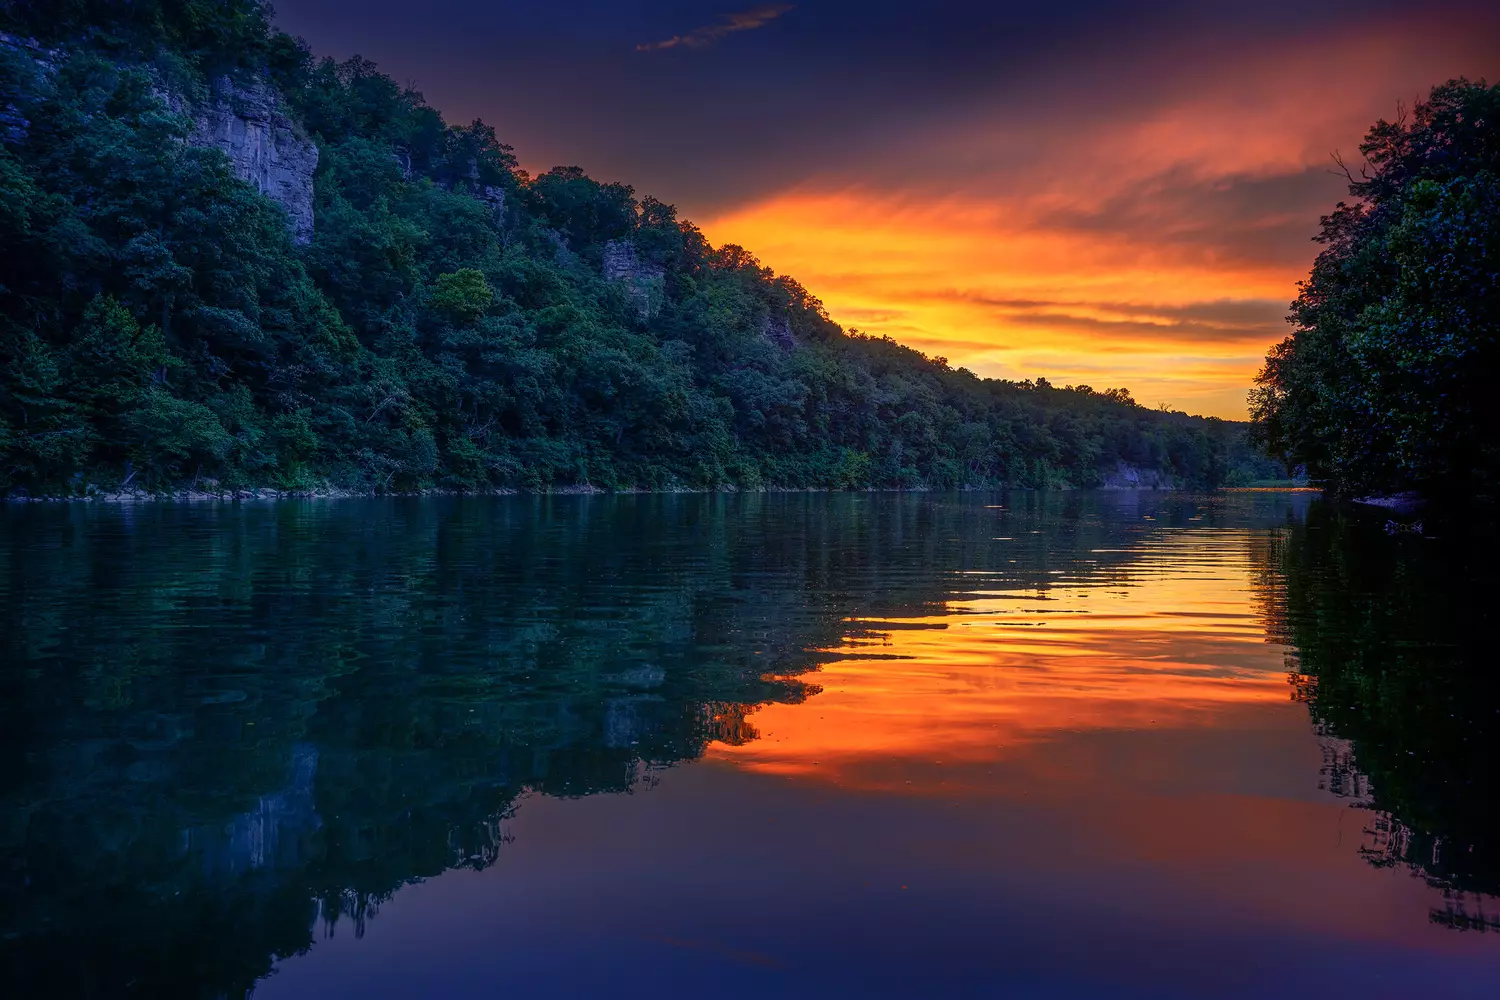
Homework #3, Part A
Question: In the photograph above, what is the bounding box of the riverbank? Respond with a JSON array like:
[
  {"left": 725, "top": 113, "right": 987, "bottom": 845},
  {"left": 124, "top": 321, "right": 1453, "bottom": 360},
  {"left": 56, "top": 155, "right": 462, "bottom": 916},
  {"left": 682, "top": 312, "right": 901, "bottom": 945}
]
[
  {"left": 3, "top": 482, "right": 1225, "bottom": 503},
  {"left": 4, "top": 484, "right": 625, "bottom": 503}
]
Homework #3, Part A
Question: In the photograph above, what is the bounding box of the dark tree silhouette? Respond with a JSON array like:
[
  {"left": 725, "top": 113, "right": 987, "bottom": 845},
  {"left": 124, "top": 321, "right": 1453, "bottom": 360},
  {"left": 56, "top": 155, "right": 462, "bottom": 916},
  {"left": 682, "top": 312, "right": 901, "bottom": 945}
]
[{"left": 1252, "top": 81, "right": 1500, "bottom": 505}]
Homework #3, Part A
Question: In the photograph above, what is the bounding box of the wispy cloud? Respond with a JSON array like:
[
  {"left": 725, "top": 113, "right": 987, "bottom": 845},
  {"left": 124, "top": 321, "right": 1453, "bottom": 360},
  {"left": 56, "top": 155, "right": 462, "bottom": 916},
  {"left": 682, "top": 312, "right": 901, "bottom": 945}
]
[{"left": 637, "top": 4, "right": 795, "bottom": 53}]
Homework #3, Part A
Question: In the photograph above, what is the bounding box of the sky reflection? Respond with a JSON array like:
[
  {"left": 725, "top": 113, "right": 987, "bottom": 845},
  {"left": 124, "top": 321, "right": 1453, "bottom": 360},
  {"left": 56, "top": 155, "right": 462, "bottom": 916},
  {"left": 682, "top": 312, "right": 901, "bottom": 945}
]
[{"left": 714, "top": 529, "right": 1292, "bottom": 789}]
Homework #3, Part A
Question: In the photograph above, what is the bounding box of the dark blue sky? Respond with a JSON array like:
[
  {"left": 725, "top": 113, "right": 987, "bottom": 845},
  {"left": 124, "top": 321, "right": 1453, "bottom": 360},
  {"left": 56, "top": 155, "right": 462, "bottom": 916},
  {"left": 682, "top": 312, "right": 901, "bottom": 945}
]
[{"left": 273, "top": 0, "right": 1495, "bottom": 209}]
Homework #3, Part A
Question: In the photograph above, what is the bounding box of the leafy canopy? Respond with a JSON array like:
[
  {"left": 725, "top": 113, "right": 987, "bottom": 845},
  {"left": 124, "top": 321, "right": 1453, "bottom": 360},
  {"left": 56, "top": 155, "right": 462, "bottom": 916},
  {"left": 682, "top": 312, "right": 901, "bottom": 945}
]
[{"left": 1251, "top": 80, "right": 1499, "bottom": 502}]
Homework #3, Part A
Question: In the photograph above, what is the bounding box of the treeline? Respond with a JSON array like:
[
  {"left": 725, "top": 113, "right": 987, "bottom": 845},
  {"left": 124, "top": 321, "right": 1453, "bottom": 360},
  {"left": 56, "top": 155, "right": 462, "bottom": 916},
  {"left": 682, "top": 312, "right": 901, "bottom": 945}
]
[
  {"left": 1252, "top": 80, "right": 1499, "bottom": 504},
  {"left": 0, "top": 1, "right": 1272, "bottom": 495}
]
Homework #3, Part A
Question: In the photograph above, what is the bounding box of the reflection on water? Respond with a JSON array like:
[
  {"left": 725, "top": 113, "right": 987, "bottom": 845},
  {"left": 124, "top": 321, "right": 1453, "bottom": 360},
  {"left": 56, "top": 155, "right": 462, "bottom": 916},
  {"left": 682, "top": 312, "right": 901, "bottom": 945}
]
[
  {"left": 0, "top": 493, "right": 1496, "bottom": 998},
  {"left": 720, "top": 526, "right": 1291, "bottom": 789},
  {"left": 1268, "top": 504, "right": 1500, "bottom": 930}
]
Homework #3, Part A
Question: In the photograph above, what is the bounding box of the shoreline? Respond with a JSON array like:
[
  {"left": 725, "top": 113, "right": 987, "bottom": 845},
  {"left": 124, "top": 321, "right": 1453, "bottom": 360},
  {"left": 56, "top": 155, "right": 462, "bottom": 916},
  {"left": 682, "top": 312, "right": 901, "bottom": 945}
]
[{"left": 1, "top": 483, "right": 1313, "bottom": 503}]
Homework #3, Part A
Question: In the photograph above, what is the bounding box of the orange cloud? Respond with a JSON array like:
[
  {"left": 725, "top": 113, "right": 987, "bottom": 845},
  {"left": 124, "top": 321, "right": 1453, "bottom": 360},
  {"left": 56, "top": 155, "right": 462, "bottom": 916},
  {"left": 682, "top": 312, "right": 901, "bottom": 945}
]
[
  {"left": 637, "top": 4, "right": 795, "bottom": 53},
  {"left": 703, "top": 191, "right": 1296, "bottom": 416},
  {"left": 697, "top": 21, "right": 1500, "bottom": 418}
]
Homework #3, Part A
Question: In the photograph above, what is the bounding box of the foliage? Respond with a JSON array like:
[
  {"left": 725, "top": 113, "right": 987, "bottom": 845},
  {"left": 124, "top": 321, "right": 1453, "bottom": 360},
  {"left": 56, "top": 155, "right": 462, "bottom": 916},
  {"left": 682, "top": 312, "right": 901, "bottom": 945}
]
[
  {"left": 1, "top": 1, "right": 1269, "bottom": 496},
  {"left": 1251, "top": 80, "right": 1500, "bottom": 502},
  {"left": 1268, "top": 504, "right": 1500, "bottom": 910}
]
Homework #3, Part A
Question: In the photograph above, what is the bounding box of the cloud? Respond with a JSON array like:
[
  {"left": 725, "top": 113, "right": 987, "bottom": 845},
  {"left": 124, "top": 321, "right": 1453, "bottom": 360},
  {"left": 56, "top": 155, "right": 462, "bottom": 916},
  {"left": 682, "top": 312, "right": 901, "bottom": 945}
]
[
  {"left": 917, "top": 294, "right": 1290, "bottom": 346},
  {"left": 699, "top": 187, "right": 1305, "bottom": 418},
  {"left": 636, "top": 4, "right": 795, "bottom": 53}
]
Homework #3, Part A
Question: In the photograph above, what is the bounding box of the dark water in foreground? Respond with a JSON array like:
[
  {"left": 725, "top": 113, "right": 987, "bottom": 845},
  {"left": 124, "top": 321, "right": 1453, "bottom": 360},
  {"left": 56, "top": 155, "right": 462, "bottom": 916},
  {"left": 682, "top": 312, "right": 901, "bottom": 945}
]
[{"left": 2, "top": 492, "right": 1497, "bottom": 998}]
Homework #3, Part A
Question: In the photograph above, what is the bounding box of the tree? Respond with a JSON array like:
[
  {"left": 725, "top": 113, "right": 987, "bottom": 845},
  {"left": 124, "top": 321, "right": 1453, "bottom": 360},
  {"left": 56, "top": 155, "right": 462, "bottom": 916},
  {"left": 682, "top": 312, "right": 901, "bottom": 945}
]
[
  {"left": 430, "top": 268, "right": 493, "bottom": 325},
  {"left": 1251, "top": 80, "right": 1500, "bottom": 503}
]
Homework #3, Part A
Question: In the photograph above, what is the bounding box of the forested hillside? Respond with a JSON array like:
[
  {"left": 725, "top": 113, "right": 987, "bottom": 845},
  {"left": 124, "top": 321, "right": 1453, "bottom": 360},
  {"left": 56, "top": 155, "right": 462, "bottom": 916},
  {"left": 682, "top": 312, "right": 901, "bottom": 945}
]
[{"left": 0, "top": 1, "right": 1272, "bottom": 496}]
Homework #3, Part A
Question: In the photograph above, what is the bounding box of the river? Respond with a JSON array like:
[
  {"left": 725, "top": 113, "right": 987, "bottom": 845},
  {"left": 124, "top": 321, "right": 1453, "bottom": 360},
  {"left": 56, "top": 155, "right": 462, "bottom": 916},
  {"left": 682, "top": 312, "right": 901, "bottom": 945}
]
[{"left": 1, "top": 492, "right": 1495, "bottom": 997}]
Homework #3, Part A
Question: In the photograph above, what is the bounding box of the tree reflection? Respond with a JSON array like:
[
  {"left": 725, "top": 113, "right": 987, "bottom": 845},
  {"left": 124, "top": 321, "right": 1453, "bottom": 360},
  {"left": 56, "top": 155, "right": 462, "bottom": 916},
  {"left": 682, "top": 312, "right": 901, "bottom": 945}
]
[
  {"left": 0, "top": 492, "right": 1191, "bottom": 996},
  {"left": 1264, "top": 503, "right": 1500, "bottom": 929}
]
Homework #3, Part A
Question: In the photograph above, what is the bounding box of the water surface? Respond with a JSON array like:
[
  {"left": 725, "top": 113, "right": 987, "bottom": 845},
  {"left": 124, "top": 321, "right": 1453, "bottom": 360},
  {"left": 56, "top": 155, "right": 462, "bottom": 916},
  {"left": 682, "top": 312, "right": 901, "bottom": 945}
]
[{"left": 1, "top": 493, "right": 1496, "bottom": 997}]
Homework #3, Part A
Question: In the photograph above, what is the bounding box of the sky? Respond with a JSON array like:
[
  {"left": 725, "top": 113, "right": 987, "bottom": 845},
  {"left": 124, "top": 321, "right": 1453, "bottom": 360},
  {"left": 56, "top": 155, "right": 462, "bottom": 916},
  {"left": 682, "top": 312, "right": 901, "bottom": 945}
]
[{"left": 271, "top": 1, "right": 1500, "bottom": 418}]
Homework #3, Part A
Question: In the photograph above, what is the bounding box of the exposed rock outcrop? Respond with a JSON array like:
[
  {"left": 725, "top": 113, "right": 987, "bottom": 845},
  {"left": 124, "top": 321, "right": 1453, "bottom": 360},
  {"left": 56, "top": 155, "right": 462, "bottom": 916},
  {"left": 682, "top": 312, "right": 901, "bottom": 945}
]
[
  {"left": 480, "top": 184, "right": 506, "bottom": 218},
  {"left": 0, "top": 31, "right": 60, "bottom": 66},
  {"left": 0, "top": 104, "right": 28, "bottom": 144},
  {"left": 1100, "top": 462, "right": 1175, "bottom": 490},
  {"left": 4, "top": 41, "right": 316, "bottom": 241},
  {"left": 188, "top": 76, "right": 319, "bottom": 243},
  {"left": 762, "top": 315, "right": 796, "bottom": 351},
  {"left": 603, "top": 239, "right": 665, "bottom": 319}
]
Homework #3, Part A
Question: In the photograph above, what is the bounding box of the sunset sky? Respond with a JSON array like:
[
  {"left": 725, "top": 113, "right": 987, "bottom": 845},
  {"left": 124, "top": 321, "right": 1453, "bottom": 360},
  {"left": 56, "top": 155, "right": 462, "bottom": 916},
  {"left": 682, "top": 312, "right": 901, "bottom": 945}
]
[{"left": 273, "top": 1, "right": 1500, "bottom": 418}]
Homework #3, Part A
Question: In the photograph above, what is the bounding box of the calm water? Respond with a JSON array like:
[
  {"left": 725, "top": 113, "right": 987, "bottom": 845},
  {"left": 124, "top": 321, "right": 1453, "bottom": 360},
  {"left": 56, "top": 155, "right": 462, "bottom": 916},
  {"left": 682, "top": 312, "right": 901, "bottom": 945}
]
[{"left": 2, "top": 492, "right": 1497, "bottom": 998}]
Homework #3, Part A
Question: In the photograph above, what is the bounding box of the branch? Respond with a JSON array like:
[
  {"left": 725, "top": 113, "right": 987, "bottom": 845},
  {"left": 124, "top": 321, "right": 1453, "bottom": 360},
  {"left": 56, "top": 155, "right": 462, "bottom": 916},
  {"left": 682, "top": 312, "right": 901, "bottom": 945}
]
[
  {"left": 1329, "top": 150, "right": 1361, "bottom": 187},
  {"left": 366, "top": 394, "right": 402, "bottom": 422}
]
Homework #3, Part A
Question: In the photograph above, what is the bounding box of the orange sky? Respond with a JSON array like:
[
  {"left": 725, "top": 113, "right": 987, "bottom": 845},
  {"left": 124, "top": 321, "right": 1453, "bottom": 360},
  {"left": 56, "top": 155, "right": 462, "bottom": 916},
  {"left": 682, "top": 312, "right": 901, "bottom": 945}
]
[{"left": 698, "top": 22, "right": 1500, "bottom": 419}]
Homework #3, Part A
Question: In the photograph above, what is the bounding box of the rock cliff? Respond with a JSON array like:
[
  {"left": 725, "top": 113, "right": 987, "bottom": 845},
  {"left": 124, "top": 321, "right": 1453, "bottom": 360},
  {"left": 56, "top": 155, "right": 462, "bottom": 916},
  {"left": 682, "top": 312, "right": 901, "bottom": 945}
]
[
  {"left": 763, "top": 315, "right": 797, "bottom": 350},
  {"left": 189, "top": 77, "right": 319, "bottom": 243},
  {"left": 2, "top": 39, "right": 317, "bottom": 243},
  {"left": 1100, "top": 462, "right": 1176, "bottom": 490},
  {"left": 603, "top": 240, "right": 666, "bottom": 319}
]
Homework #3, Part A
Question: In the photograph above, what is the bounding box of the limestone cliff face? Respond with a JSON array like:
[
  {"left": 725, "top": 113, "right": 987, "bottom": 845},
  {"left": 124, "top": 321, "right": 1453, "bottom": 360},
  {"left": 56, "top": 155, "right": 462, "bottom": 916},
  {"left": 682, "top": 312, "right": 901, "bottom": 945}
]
[
  {"left": 762, "top": 315, "right": 797, "bottom": 351},
  {"left": 189, "top": 77, "right": 319, "bottom": 244},
  {"left": 1100, "top": 462, "right": 1176, "bottom": 490},
  {"left": 3, "top": 40, "right": 318, "bottom": 242},
  {"left": 602, "top": 240, "right": 666, "bottom": 319}
]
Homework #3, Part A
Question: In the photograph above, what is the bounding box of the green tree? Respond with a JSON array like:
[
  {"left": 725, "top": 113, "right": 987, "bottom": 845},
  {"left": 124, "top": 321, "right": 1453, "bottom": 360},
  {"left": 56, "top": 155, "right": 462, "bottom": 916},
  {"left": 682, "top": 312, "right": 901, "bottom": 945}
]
[
  {"left": 430, "top": 268, "right": 493, "bottom": 324},
  {"left": 1251, "top": 80, "right": 1499, "bottom": 503}
]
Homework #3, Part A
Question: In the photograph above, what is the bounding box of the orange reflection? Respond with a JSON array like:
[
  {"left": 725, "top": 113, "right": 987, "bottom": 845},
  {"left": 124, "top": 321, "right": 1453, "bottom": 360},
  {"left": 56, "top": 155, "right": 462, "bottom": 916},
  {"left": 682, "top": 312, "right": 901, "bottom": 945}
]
[
  {"left": 711, "top": 530, "right": 1293, "bottom": 791},
  {"left": 702, "top": 526, "right": 1500, "bottom": 942}
]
